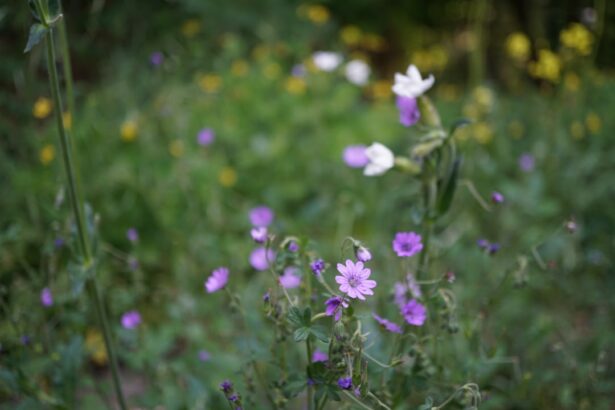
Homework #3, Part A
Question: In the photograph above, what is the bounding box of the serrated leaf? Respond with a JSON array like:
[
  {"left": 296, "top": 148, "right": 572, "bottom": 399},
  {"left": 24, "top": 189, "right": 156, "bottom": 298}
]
[
  {"left": 437, "top": 155, "right": 463, "bottom": 216},
  {"left": 293, "top": 327, "right": 310, "bottom": 342},
  {"left": 302, "top": 307, "right": 312, "bottom": 326},
  {"left": 24, "top": 23, "right": 48, "bottom": 53},
  {"left": 288, "top": 306, "right": 303, "bottom": 327}
]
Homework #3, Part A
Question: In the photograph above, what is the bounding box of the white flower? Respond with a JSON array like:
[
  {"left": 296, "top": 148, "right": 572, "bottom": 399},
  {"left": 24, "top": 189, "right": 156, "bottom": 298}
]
[
  {"left": 392, "top": 64, "right": 435, "bottom": 98},
  {"left": 312, "top": 51, "right": 343, "bottom": 72},
  {"left": 345, "top": 60, "right": 370, "bottom": 85},
  {"left": 364, "top": 143, "right": 394, "bottom": 176}
]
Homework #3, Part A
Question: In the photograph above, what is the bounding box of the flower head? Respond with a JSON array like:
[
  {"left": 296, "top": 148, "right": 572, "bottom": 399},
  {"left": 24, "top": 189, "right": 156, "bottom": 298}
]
[
  {"left": 477, "top": 238, "right": 489, "bottom": 249},
  {"left": 312, "top": 349, "right": 328, "bottom": 362},
  {"left": 197, "top": 128, "right": 215, "bottom": 146},
  {"left": 205, "top": 267, "right": 229, "bottom": 293},
  {"left": 250, "top": 247, "right": 276, "bottom": 271},
  {"left": 392, "top": 64, "right": 435, "bottom": 98},
  {"left": 338, "top": 377, "right": 352, "bottom": 390},
  {"left": 249, "top": 206, "right": 274, "bottom": 227},
  {"left": 343, "top": 145, "right": 369, "bottom": 168},
  {"left": 40, "top": 287, "right": 53, "bottom": 307},
  {"left": 335, "top": 260, "right": 377, "bottom": 300},
  {"left": 355, "top": 246, "right": 372, "bottom": 262},
  {"left": 220, "top": 380, "right": 233, "bottom": 393},
  {"left": 198, "top": 350, "right": 211, "bottom": 362},
  {"left": 491, "top": 191, "right": 504, "bottom": 204},
  {"left": 279, "top": 267, "right": 302, "bottom": 289},
  {"left": 401, "top": 300, "right": 426, "bottom": 326},
  {"left": 312, "top": 51, "right": 342, "bottom": 72},
  {"left": 121, "top": 310, "right": 142, "bottom": 329},
  {"left": 488, "top": 243, "right": 501, "bottom": 254},
  {"left": 288, "top": 241, "right": 299, "bottom": 252},
  {"left": 150, "top": 51, "right": 164, "bottom": 66},
  {"left": 396, "top": 96, "right": 421, "bottom": 127},
  {"left": 250, "top": 227, "right": 268, "bottom": 243},
  {"left": 310, "top": 259, "right": 326, "bottom": 276},
  {"left": 345, "top": 60, "right": 370, "bottom": 85},
  {"left": 325, "top": 296, "right": 348, "bottom": 321},
  {"left": 364, "top": 143, "right": 394, "bottom": 176},
  {"left": 126, "top": 227, "right": 139, "bottom": 243},
  {"left": 372, "top": 313, "right": 402, "bottom": 333},
  {"left": 392, "top": 232, "right": 423, "bottom": 257},
  {"left": 518, "top": 153, "right": 535, "bottom": 172}
]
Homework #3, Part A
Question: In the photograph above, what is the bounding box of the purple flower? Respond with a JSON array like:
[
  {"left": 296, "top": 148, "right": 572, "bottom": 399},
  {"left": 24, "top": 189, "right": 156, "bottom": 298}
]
[
  {"left": 40, "top": 287, "right": 53, "bottom": 307},
  {"left": 396, "top": 96, "right": 421, "bottom": 127},
  {"left": 518, "top": 153, "right": 535, "bottom": 172},
  {"left": 250, "top": 227, "right": 268, "bottom": 243},
  {"left": 205, "top": 267, "right": 229, "bottom": 293},
  {"left": 392, "top": 232, "right": 423, "bottom": 257},
  {"left": 310, "top": 259, "right": 326, "bottom": 276},
  {"left": 249, "top": 206, "right": 274, "bottom": 227},
  {"left": 249, "top": 247, "right": 276, "bottom": 271},
  {"left": 121, "top": 310, "right": 142, "bottom": 329},
  {"left": 54, "top": 237, "right": 64, "bottom": 249},
  {"left": 126, "top": 227, "right": 139, "bottom": 243},
  {"left": 312, "top": 349, "right": 328, "bottom": 362},
  {"left": 198, "top": 350, "right": 211, "bottom": 362},
  {"left": 197, "top": 128, "right": 215, "bottom": 146},
  {"left": 488, "top": 243, "right": 501, "bottom": 254},
  {"left": 20, "top": 335, "right": 31, "bottom": 345},
  {"left": 279, "top": 267, "right": 302, "bottom": 289},
  {"left": 477, "top": 238, "right": 489, "bottom": 249},
  {"left": 338, "top": 377, "right": 352, "bottom": 390},
  {"left": 220, "top": 380, "right": 233, "bottom": 393},
  {"left": 402, "top": 300, "right": 427, "bottom": 326},
  {"left": 355, "top": 246, "right": 372, "bottom": 262},
  {"left": 292, "top": 64, "right": 306, "bottom": 77},
  {"left": 263, "top": 292, "right": 270, "bottom": 302},
  {"left": 229, "top": 394, "right": 239, "bottom": 402},
  {"left": 150, "top": 51, "right": 164, "bottom": 66},
  {"left": 372, "top": 313, "right": 402, "bottom": 333},
  {"left": 288, "top": 241, "right": 299, "bottom": 252},
  {"left": 335, "top": 260, "right": 377, "bottom": 300},
  {"left": 325, "top": 296, "right": 348, "bottom": 321},
  {"left": 342, "top": 145, "right": 369, "bottom": 168},
  {"left": 491, "top": 191, "right": 504, "bottom": 204}
]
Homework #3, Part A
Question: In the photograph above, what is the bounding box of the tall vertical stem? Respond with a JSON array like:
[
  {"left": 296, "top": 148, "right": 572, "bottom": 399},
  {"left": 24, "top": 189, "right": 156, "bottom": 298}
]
[
  {"left": 306, "top": 337, "right": 314, "bottom": 410},
  {"left": 44, "top": 28, "right": 127, "bottom": 410}
]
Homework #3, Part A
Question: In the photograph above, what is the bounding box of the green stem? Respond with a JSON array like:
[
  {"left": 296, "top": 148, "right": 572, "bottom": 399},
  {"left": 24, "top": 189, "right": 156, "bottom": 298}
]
[
  {"left": 342, "top": 390, "right": 375, "bottom": 410},
  {"left": 44, "top": 27, "right": 127, "bottom": 410},
  {"left": 306, "top": 337, "right": 314, "bottom": 410},
  {"left": 57, "top": 4, "right": 75, "bottom": 120}
]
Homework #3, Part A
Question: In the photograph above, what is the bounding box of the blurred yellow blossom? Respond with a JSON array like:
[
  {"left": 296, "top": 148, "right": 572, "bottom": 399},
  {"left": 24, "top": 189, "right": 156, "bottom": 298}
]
[
  {"left": 181, "top": 19, "right": 201, "bottom": 38},
  {"left": 474, "top": 122, "right": 494, "bottom": 144},
  {"left": 341, "top": 25, "right": 362, "bottom": 46},
  {"left": 508, "top": 120, "right": 525, "bottom": 139},
  {"left": 473, "top": 86, "right": 494, "bottom": 110},
  {"left": 33, "top": 97, "right": 52, "bottom": 119},
  {"left": 560, "top": 23, "right": 593, "bottom": 56},
  {"left": 564, "top": 72, "right": 581, "bottom": 92},
  {"left": 361, "top": 33, "right": 386, "bottom": 52},
  {"left": 62, "top": 112, "right": 72, "bottom": 130},
  {"left": 370, "top": 80, "right": 392, "bottom": 100},
  {"left": 231, "top": 60, "right": 249, "bottom": 77},
  {"left": 198, "top": 74, "right": 222, "bottom": 93},
  {"left": 505, "top": 32, "right": 531, "bottom": 61},
  {"left": 85, "top": 329, "right": 108, "bottom": 365},
  {"left": 412, "top": 46, "right": 448, "bottom": 72},
  {"left": 462, "top": 103, "right": 480, "bottom": 120},
  {"left": 120, "top": 120, "right": 138, "bottom": 142},
  {"left": 306, "top": 4, "right": 329, "bottom": 24},
  {"left": 169, "top": 139, "right": 184, "bottom": 158},
  {"left": 263, "top": 63, "right": 281, "bottom": 79},
  {"left": 585, "top": 112, "right": 601, "bottom": 134},
  {"left": 528, "top": 49, "right": 561, "bottom": 82},
  {"left": 438, "top": 84, "right": 460, "bottom": 102},
  {"left": 285, "top": 77, "right": 306, "bottom": 95},
  {"left": 252, "top": 44, "right": 270, "bottom": 61},
  {"left": 39, "top": 144, "right": 55, "bottom": 165},
  {"left": 219, "top": 167, "right": 237, "bottom": 187},
  {"left": 570, "top": 121, "right": 584, "bottom": 139}
]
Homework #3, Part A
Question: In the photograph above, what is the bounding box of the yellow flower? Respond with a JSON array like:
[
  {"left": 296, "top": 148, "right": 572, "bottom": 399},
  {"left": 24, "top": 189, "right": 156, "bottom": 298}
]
[
  {"left": 169, "top": 139, "right": 184, "bottom": 157},
  {"left": 361, "top": 33, "right": 386, "bottom": 52},
  {"left": 120, "top": 120, "right": 138, "bottom": 142},
  {"left": 306, "top": 4, "right": 329, "bottom": 24},
  {"left": 508, "top": 120, "right": 525, "bottom": 139},
  {"left": 181, "top": 19, "right": 201, "bottom": 38},
  {"left": 473, "top": 86, "right": 494, "bottom": 110},
  {"left": 198, "top": 74, "right": 222, "bottom": 93},
  {"left": 341, "top": 25, "right": 362, "bottom": 46},
  {"left": 219, "top": 167, "right": 237, "bottom": 187},
  {"left": 462, "top": 103, "right": 480, "bottom": 120},
  {"left": 528, "top": 49, "right": 561, "bottom": 82},
  {"left": 505, "top": 32, "right": 531, "bottom": 61},
  {"left": 473, "top": 122, "right": 494, "bottom": 144},
  {"left": 39, "top": 144, "right": 55, "bottom": 165},
  {"left": 231, "top": 60, "right": 249, "bottom": 77},
  {"left": 370, "top": 80, "right": 392, "bottom": 100},
  {"left": 285, "top": 77, "right": 306, "bottom": 95},
  {"left": 564, "top": 72, "right": 581, "bottom": 92},
  {"left": 85, "top": 329, "right": 108, "bottom": 365},
  {"left": 263, "top": 63, "right": 281, "bottom": 80},
  {"left": 62, "top": 112, "right": 72, "bottom": 130},
  {"left": 570, "top": 121, "right": 584, "bottom": 139},
  {"left": 560, "top": 23, "right": 593, "bottom": 56},
  {"left": 33, "top": 97, "right": 52, "bottom": 119},
  {"left": 585, "top": 112, "right": 601, "bottom": 134}
]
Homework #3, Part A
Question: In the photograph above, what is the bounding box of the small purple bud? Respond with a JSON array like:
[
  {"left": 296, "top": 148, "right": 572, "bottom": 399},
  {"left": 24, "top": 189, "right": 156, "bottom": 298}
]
[
  {"left": 355, "top": 246, "right": 372, "bottom": 262},
  {"left": 310, "top": 259, "right": 326, "bottom": 276},
  {"left": 40, "top": 287, "right": 53, "bottom": 307},
  {"left": 488, "top": 243, "right": 501, "bottom": 254},
  {"left": 337, "top": 377, "right": 352, "bottom": 390},
  {"left": 126, "top": 228, "right": 139, "bottom": 243},
  {"left": 519, "top": 153, "right": 535, "bottom": 172},
  {"left": 197, "top": 128, "right": 215, "bottom": 146},
  {"left": 477, "top": 239, "right": 489, "bottom": 249},
  {"left": 491, "top": 191, "right": 504, "bottom": 204},
  {"left": 262, "top": 292, "right": 270, "bottom": 302},
  {"left": 220, "top": 380, "right": 233, "bottom": 393},
  {"left": 20, "top": 335, "right": 31, "bottom": 345},
  {"left": 150, "top": 51, "right": 164, "bottom": 66},
  {"left": 54, "top": 237, "right": 65, "bottom": 249},
  {"left": 288, "top": 241, "right": 299, "bottom": 252},
  {"left": 250, "top": 227, "right": 268, "bottom": 243},
  {"left": 198, "top": 350, "right": 210, "bottom": 362}
]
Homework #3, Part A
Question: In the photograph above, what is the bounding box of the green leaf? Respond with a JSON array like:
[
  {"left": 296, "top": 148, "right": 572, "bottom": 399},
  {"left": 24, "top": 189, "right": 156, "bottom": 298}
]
[
  {"left": 293, "top": 327, "right": 310, "bottom": 342},
  {"left": 287, "top": 306, "right": 303, "bottom": 327},
  {"left": 302, "top": 307, "right": 312, "bottom": 326},
  {"left": 448, "top": 118, "right": 472, "bottom": 138},
  {"left": 310, "top": 325, "right": 329, "bottom": 343},
  {"left": 24, "top": 23, "right": 48, "bottom": 53},
  {"left": 437, "top": 155, "right": 463, "bottom": 216},
  {"left": 48, "top": 0, "right": 61, "bottom": 17}
]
